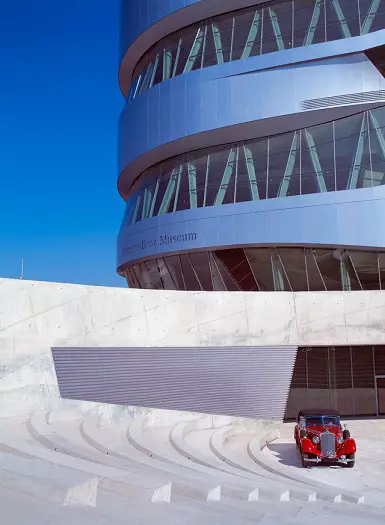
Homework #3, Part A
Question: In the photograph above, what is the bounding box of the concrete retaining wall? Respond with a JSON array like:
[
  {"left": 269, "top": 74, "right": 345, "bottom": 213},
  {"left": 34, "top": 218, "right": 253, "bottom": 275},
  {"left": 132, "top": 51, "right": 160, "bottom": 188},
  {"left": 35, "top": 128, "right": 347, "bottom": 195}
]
[{"left": 1, "top": 277, "right": 385, "bottom": 419}]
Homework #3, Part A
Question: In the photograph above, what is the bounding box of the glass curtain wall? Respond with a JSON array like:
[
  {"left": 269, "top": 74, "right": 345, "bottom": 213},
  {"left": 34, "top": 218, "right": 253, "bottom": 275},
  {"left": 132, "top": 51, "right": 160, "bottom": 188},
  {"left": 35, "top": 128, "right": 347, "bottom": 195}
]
[
  {"left": 121, "top": 106, "right": 385, "bottom": 228},
  {"left": 286, "top": 345, "right": 385, "bottom": 418},
  {"left": 127, "top": 0, "right": 385, "bottom": 101},
  {"left": 123, "top": 246, "right": 385, "bottom": 292}
]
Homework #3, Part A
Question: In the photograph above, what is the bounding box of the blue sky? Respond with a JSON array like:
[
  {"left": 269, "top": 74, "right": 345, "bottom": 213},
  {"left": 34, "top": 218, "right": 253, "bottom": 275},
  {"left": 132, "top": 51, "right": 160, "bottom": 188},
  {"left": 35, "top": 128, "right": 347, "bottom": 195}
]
[{"left": 0, "top": 0, "right": 125, "bottom": 287}]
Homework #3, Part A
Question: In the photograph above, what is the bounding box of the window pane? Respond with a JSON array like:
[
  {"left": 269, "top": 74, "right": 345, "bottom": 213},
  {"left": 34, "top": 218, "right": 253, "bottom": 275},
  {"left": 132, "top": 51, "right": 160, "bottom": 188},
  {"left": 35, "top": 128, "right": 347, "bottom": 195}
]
[
  {"left": 329, "top": 346, "right": 354, "bottom": 416},
  {"left": 349, "top": 251, "right": 380, "bottom": 290},
  {"left": 312, "top": 248, "right": 342, "bottom": 290},
  {"left": 245, "top": 248, "right": 275, "bottom": 291},
  {"left": 301, "top": 122, "right": 335, "bottom": 194},
  {"left": 334, "top": 113, "right": 366, "bottom": 191},
  {"left": 325, "top": 0, "right": 360, "bottom": 41},
  {"left": 352, "top": 346, "right": 376, "bottom": 416},
  {"left": 165, "top": 255, "right": 185, "bottom": 290},
  {"left": 212, "top": 253, "right": 241, "bottom": 291},
  {"left": 277, "top": 248, "right": 308, "bottom": 291},
  {"left": 262, "top": 2, "right": 293, "bottom": 55},
  {"left": 294, "top": 0, "right": 326, "bottom": 47},
  {"left": 307, "top": 347, "right": 331, "bottom": 407},
  {"left": 215, "top": 249, "right": 258, "bottom": 290},
  {"left": 268, "top": 132, "right": 300, "bottom": 198},
  {"left": 180, "top": 254, "right": 201, "bottom": 291},
  {"left": 374, "top": 345, "right": 385, "bottom": 375},
  {"left": 189, "top": 252, "right": 213, "bottom": 290}
]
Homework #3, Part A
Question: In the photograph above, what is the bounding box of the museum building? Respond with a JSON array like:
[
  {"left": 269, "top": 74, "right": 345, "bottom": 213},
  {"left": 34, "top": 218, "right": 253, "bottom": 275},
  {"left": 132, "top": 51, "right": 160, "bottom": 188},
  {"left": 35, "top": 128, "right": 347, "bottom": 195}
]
[{"left": 113, "top": 0, "right": 385, "bottom": 419}]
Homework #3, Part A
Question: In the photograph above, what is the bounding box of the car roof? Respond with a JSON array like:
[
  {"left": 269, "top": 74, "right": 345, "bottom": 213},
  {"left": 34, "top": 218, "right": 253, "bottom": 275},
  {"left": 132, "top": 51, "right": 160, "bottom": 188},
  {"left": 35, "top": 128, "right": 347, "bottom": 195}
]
[{"left": 298, "top": 409, "right": 340, "bottom": 418}]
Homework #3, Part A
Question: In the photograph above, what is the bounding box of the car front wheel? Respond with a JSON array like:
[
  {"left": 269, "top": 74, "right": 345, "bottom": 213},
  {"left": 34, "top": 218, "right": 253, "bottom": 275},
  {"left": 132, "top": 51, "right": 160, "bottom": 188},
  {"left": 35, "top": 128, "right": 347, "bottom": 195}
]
[
  {"left": 346, "top": 453, "right": 355, "bottom": 468},
  {"left": 302, "top": 454, "right": 311, "bottom": 468}
]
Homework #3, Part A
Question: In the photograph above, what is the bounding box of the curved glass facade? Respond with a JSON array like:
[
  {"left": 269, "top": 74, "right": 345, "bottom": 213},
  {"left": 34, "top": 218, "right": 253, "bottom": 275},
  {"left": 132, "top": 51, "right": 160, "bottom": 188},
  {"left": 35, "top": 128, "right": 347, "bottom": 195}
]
[
  {"left": 121, "top": 106, "right": 385, "bottom": 227},
  {"left": 124, "top": 246, "right": 385, "bottom": 292},
  {"left": 127, "top": 0, "right": 385, "bottom": 101}
]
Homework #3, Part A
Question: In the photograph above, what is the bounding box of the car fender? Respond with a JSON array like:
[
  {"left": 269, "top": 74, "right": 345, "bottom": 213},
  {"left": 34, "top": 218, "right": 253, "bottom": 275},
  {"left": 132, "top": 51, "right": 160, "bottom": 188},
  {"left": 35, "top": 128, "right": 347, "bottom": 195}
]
[
  {"left": 340, "top": 438, "right": 356, "bottom": 456},
  {"left": 300, "top": 437, "right": 317, "bottom": 454}
]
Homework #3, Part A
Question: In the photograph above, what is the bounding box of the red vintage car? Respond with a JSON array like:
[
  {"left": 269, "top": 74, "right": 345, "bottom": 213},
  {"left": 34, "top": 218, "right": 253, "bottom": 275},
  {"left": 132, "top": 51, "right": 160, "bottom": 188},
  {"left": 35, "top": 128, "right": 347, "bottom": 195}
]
[{"left": 294, "top": 409, "right": 356, "bottom": 468}]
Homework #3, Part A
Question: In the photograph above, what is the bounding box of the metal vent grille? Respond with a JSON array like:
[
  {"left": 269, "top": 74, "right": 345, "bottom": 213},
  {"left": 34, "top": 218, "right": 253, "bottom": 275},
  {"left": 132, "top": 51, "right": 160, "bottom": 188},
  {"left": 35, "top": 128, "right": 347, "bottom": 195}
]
[
  {"left": 301, "top": 90, "right": 385, "bottom": 110},
  {"left": 320, "top": 432, "right": 336, "bottom": 457},
  {"left": 52, "top": 346, "right": 297, "bottom": 421}
]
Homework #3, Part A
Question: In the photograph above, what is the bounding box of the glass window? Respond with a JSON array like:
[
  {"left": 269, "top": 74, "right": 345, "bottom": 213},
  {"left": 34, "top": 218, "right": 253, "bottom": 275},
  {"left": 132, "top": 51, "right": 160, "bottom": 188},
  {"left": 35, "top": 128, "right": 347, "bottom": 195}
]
[
  {"left": 277, "top": 248, "right": 308, "bottom": 291},
  {"left": 352, "top": 346, "right": 376, "bottom": 416},
  {"left": 307, "top": 347, "right": 331, "bottom": 407},
  {"left": 360, "top": 0, "right": 385, "bottom": 34},
  {"left": 212, "top": 253, "right": 241, "bottom": 291},
  {"left": 232, "top": 8, "right": 262, "bottom": 61},
  {"left": 244, "top": 248, "right": 275, "bottom": 291},
  {"left": 165, "top": 255, "right": 186, "bottom": 290},
  {"left": 262, "top": 2, "right": 293, "bottom": 55},
  {"left": 268, "top": 132, "right": 300, "bottom": 199},
  {"left": 374, "top": 345, "right": 385, "bottom": 375},
  {"left": 294, "top": 0, "right": 326, "bottom": 47},
  {"left": 329, "top": 346, "right": 354, "bottom": 415},
  {"left": 215, "top": 249, "right": 258, "bottom": 290},
  {"left": 305, "top": 249, "right": 327, "bottom": 291},
  {"left": 349, "top": 251, "right": 380, "bottom": 290},
  {"left": 312, "top": 248, "right": 342, "bottom": 291},
  {"left": 334, "top": 113, "right": 367, "bottom": 191},
  {"left": 189, "top": 252, "right": 213, "bottom": 290},
  {"left": 180, "top": 254, "right": 202, "bottom": 291},
  {"left": 301, "top": 122, "right": 335, "bottom": 194},
  {"left": 205, "top": 145, "right": 236, "bottom": 206},
  {"left": 325, "top": 0, "right": 360, "bottom": 41},
  {"left": 368, "top": 107, "right": 385, "bottom": 186},
  {"left": 242, "top": 139, "right": 268, "bottom": 200}
]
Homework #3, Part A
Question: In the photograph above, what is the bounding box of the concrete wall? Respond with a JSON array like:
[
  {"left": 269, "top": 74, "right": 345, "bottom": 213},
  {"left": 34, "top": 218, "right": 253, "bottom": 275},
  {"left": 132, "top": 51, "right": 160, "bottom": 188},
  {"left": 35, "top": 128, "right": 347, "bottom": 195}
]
[{"left": 1, "top": 277, "right": 385, "bottom": 419}]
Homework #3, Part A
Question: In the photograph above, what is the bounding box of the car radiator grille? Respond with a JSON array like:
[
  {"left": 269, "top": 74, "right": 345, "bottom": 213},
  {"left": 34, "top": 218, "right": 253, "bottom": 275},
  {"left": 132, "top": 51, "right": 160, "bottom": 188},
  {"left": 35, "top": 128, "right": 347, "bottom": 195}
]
[{"left": 320, "top": 432, "right": 335, "bottom": 457}]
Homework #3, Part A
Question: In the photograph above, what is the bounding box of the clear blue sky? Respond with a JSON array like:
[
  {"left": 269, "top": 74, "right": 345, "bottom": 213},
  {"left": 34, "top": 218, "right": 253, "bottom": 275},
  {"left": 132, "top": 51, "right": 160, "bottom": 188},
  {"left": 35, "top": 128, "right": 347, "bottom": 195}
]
[{"left": 0, "top": 0, "right": 125, "bottom": 287}]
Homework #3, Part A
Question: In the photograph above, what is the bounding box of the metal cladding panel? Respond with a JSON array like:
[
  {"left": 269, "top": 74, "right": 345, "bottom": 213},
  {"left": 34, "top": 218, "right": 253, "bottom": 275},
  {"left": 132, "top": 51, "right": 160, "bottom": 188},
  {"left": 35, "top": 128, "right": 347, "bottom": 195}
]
[{"left": 52, "top": 346, "right": 297, "bottom": 421}]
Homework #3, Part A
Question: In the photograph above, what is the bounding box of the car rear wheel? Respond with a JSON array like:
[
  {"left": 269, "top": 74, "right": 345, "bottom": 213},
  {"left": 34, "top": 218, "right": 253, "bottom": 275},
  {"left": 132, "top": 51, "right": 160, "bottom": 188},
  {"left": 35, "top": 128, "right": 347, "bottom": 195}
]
[{"left": 346, "top": 453, "right": 355, "bottom": 468}]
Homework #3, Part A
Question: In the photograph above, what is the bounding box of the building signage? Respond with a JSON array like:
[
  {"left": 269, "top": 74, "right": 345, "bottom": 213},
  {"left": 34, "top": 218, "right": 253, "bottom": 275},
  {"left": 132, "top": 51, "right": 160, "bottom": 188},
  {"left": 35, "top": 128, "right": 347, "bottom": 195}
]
[{"left": 121, "top": 232, "right": 197, "bottom": 257}]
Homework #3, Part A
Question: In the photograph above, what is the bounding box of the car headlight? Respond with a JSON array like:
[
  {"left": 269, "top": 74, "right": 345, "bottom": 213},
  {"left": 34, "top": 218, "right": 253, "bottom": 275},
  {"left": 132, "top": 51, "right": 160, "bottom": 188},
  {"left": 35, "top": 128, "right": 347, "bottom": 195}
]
[
  {"left": 337, "top": 436, "right": 344, "bottom": 444},
  {"left": 312, "top": 436, "right": 320, "bottom": 444}
]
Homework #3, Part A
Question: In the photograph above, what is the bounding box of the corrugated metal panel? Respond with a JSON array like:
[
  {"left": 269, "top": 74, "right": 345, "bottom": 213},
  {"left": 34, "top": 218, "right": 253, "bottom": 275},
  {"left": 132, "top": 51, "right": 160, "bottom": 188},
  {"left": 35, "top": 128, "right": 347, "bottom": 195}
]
[
  {"left": 52, "top": 346, "right": 297, "bottom": 421},
  {"left": 301, "top": 90, "right": 385, "bottom": 110}
]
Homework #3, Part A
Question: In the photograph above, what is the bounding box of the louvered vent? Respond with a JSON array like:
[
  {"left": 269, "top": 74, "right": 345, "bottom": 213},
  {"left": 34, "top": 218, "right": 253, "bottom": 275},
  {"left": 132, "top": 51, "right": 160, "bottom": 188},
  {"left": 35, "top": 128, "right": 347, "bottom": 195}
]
[
  {"left": 301, "top": 90, "right": 385, "bottom": 111},
  {"left": 52, "top": 346, "right": 297, "bottom": 421}
]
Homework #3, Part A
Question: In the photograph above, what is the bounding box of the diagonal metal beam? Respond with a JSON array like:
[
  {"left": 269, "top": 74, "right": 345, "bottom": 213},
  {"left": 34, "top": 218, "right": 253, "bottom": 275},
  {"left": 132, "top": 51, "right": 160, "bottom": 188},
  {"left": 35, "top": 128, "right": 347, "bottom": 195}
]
[
  {"left": 243, "top": 146, "right": 260, "bottom": 200},
  {"left": 172, "top": 38, "right": 182, "bottom": 77},
  {"left": 304, "top": 130, "right": 328, "bottom": 193},
  {"left": 347, "top": 114, "right": 367, "bottom": 190},
  {"left": 183, "top": 28, "right": 205, "bottom": 73},
  {"left": 214, "top": 149, "right": 236, "bottom": 206},
  {"left": 131, "top": 195, "right": 142, "bottom": 224},
  {"left": 303, "top": 0, "right": 323, "bottom": 46},
  {"left": 211, "top": 23, "right": 224, "bottom": 64},
  {"left": 173, "top": 165, "right": 183, "bottom": 212},
  {"left": 242, "top": 10, "right": 261, "bottom": 59},
  {"left": 140, "top": 62, "right": 154, "bottom": 93},
  {"left": 278, "top": 132, "right": 299, "bottom": 198},
  {"left": 331, "top": 0, "right": 351, "bottom": 39},
  {"left": 361, "top": 0, "right": 382, "bottom": 34},
  {"left": 203, "top": 154, "right": 210, "bottom": 207},
  {"left": 369, "top": 110, "right": 385, "bottom": 184},
  {"left": 188, "top": 163, "right": 198, "bottom": 209},
  {"left": 163, "top": 49, "right": 172, "bottom": 81},
  {"left": 158, "top": 168, "right": 180, "bottom": 215},
  {"left": 268, "top": 7, "right": 285, "bottom": 51},
  {"left": 148, "top": 179, "right": 160, "bottom": 218},
  {"left": 149, "top": 54, "right": 160, "bottom": 89}
]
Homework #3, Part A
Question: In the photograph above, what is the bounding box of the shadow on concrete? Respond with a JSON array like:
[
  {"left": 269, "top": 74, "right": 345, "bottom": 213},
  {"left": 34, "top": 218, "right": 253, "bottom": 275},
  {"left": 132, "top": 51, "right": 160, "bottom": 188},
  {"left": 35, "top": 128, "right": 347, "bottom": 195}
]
[{"left": 268, "top": 443, "right": 346, "bottom": 469}]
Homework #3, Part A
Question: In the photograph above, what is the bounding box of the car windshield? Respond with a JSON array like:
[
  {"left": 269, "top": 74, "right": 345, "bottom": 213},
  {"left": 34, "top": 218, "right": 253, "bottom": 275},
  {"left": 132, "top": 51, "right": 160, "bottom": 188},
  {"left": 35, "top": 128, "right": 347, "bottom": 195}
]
[
  {"left": 305, "top": 417, "right": 322, "bottom": 426},
  {"left": 323, "top": 416, "right": 340, "bottom": 426},
  {"left": 305, "top": 416, "right": 340, "bottom": 426}
]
